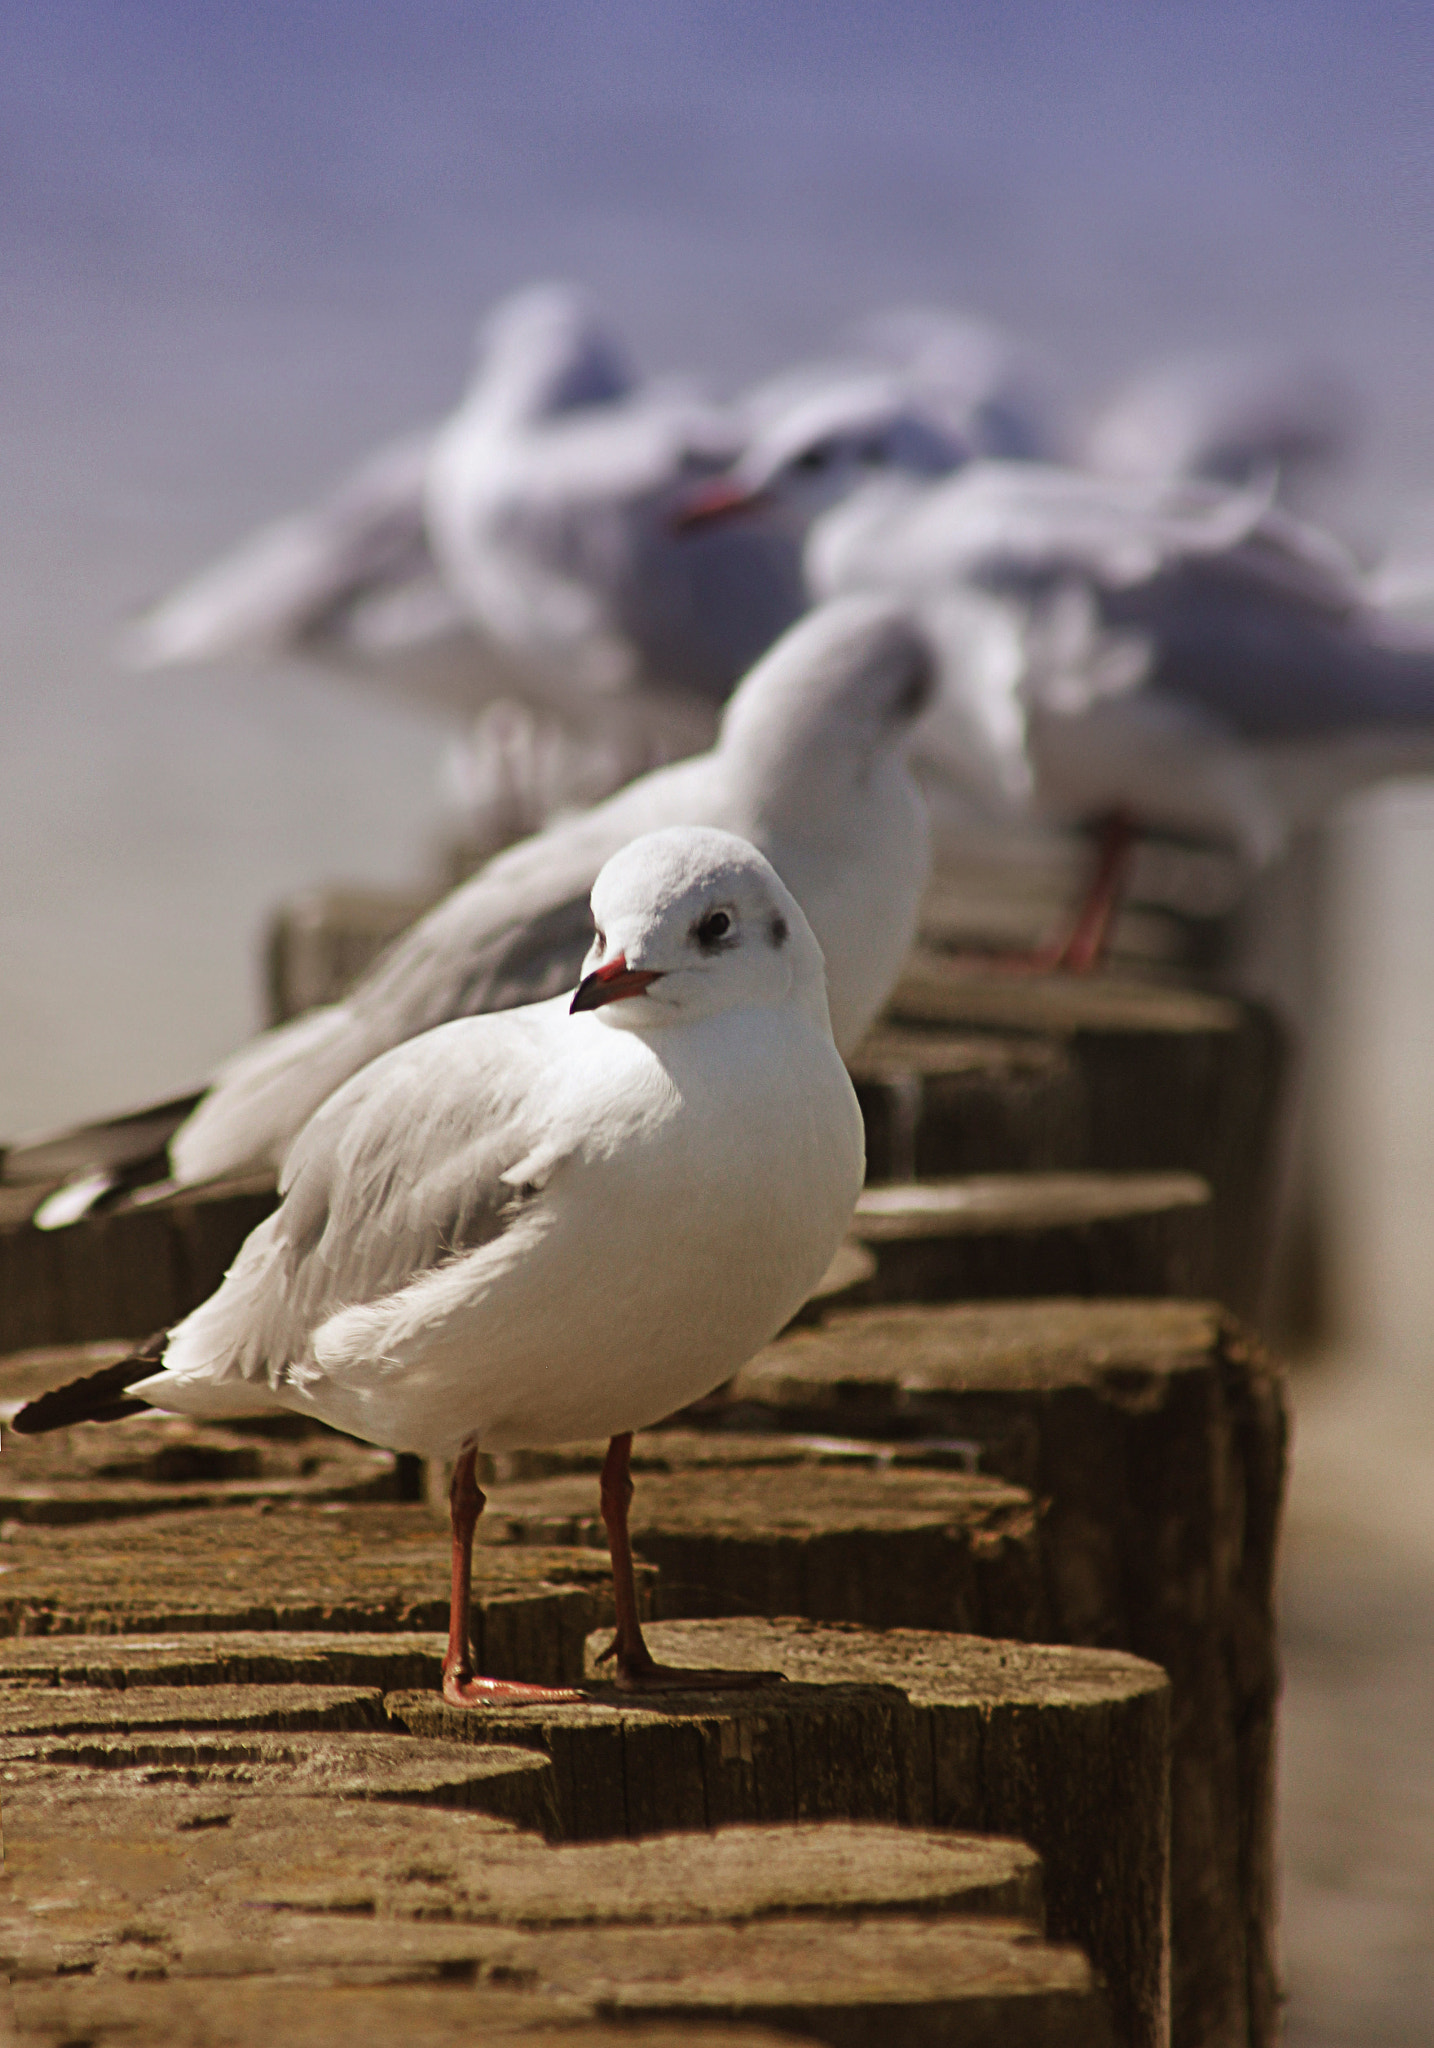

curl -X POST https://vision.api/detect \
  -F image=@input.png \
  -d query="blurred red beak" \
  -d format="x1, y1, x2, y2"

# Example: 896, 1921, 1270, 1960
671, 478, 772, 532
570, 955, 665, 1012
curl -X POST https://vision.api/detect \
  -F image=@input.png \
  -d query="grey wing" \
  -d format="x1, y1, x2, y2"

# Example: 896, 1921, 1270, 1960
350, 871, 599, 1040
3, 1091, 204, 1186
443, 892, 598, 1016
936, 464, 1280, 593
171, 856, 600, 1189
170, 755, 711, 1190
219, 1017, 557, 1374
1085, 350, 1356, 491
122, 430, 439, 668
1093, 503, 1423, 740
170, 887, 591, 1195
345, 752, 712, 1038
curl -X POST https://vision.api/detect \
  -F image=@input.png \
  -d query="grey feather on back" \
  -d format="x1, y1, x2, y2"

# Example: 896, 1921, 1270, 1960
256, 1020, 556, 1356
344, 877, 597, 1047
448, 894, 597, 1016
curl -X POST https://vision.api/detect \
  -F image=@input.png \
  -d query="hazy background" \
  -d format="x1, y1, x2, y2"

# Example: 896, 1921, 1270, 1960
5, 0, 1434, 1364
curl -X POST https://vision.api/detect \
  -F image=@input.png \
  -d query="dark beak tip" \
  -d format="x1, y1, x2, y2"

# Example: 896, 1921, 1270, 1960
571, 961, 664, 1012
671, 481, 767, 532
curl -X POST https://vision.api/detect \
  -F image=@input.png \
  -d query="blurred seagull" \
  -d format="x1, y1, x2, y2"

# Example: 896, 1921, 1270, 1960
15, 828, 865, 1699
125, 283, 805, 843
684, 436, 1434, 966
1084, 347, 1359, 504
8, 598, 939, 1220
847, 305, 1067, 463
423, 304, 801, 715
735, 307, 1064, 468
122, 285, 632, 715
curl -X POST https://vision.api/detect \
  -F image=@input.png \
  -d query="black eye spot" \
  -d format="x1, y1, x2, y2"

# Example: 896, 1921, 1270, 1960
769, 915, 788, 949
895, 663, 933, 719
793, 444, 831, 474
694, 909, 733, 952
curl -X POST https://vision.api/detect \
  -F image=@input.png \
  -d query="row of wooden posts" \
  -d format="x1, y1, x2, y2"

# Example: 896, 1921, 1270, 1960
0, 924, 1291, 2048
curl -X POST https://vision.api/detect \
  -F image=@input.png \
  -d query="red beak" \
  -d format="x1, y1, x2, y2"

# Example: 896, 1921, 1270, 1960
570, 954, 665, 1012
670, 477, 773, 532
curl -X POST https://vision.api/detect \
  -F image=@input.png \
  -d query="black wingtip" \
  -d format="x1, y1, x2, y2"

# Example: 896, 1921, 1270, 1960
11, 1333, 168, 1435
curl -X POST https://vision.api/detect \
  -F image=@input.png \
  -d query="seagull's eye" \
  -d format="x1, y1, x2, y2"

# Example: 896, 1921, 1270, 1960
895, 664, 933, 718
694, 909, 733, 951
593, 929, 606, 955
793, 444, 831, 474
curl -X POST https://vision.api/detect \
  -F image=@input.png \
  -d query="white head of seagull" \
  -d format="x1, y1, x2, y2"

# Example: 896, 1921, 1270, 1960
570, 825, 828, 1032
718, 591, 934, 781
677, 374, 969, 537
462, 281, 634, 431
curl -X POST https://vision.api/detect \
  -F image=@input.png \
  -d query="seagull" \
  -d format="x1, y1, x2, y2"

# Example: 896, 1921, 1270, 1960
1084, 347, 1358, 504
682, 438, 1434, 967
121, 285, 631, 713
124, 284, 807, 851
7, 597, 937, 1219
675, 372, 973, 542
15, 828, 866, 1700
735, 307, 1064, 470
423, 314, 803, 717
128, 283, 802, 736
673, 305, 1061, 545
845, 305, 1067, 463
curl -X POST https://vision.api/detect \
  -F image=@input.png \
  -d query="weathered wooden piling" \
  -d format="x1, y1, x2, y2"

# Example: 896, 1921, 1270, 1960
482, 1452, 1047, 1637
2, 1633, 1157, 2046
0, 1175, 277, 1354
846, 1171, 1214, 1302
857, 965, 1289, 1322
5, 1782, 1108, 2045
9, 1924, 1116, 2047
717, 1296, 1284, 2048
381, 1620, 1168, 2048
1, 1719, 562, 1831
605, 1621, 1171, 2048
0, 1504, 648, 1684
0, 1396, 401, 1523
7, 1982, 831, 2048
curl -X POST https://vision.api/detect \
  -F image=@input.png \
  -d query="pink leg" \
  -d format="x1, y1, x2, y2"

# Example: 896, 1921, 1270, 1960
1046, 810, 1138, 974
441, 1445, 581, 1707
946, 812, 1140, 978
596, 1433, 782, 1693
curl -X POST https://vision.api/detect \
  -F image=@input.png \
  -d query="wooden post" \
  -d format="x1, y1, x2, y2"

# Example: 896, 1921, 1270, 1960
722, 1297, 1286, 2048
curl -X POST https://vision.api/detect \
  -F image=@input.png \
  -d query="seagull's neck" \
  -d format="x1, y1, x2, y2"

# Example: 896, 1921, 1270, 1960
723, 726, 914, 850
806, 475, 928, 596
464, 340, 634, 440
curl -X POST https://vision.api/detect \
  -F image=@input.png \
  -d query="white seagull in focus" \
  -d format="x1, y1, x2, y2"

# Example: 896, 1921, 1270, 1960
15, 828, 866, 1700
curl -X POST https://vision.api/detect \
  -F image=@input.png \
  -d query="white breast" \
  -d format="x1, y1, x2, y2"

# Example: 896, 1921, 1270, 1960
284, 1005, 864, 1456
